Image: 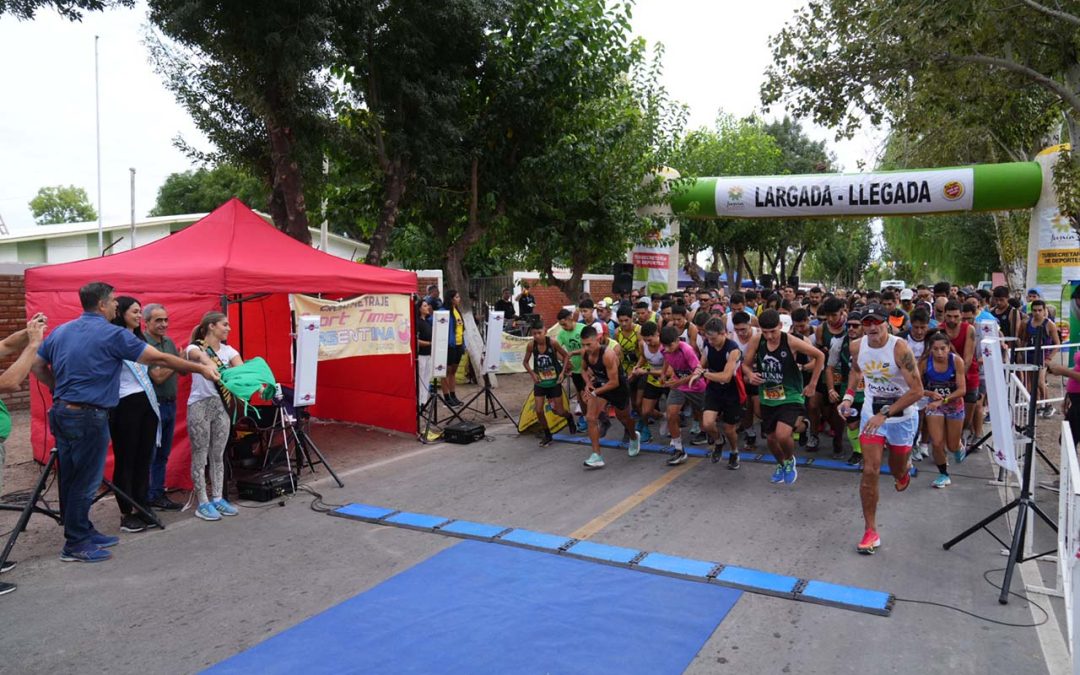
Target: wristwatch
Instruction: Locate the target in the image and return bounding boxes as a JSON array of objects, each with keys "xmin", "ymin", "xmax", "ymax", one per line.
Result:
[{"xmin": 878, "ymin": 405, "xmax": 890, "ymax": 418}]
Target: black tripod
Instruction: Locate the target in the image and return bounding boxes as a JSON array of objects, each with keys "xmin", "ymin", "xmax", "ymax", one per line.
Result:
[
  {"xmin": 0, "ymin": 448, "xmax": 63, "ymax": 571},
  {"xmin": 265, "ymin": 398, "xmax": 343, "ymax": 488},
  {"xmin": 456, "ymin": 373, "xmax": 518, "ymax": 427},
  {"xmin": 943, "ymin": 337, "xmax": 1057, "ymax": 604},
  {"xmin": 92, "ymin": 478, "xmax": 164, "ymax": 529}
]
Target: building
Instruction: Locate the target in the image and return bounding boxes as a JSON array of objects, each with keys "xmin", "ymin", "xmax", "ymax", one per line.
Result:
[{"xmin": 0, "ymin": 212, "xmax": 371, "ymax": 265}]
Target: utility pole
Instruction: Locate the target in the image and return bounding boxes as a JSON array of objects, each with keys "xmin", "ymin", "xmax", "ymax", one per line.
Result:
[
  {"xmin": 129, "ymin": 167, "xmax": 136, "ymax": 248},
  {"xmin": 95, "ymin": 35, "xmax": 103, "ymax": 256}
]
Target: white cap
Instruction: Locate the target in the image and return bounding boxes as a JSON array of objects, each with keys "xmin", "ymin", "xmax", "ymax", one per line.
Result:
[{"xmin": 899, "ymin": 288, "xmax": 914, "ymax": 300}]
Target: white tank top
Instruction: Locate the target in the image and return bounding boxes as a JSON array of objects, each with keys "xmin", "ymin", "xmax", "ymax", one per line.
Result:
[
  {"xmin": 641, "ymin": 340, "xmax": 665, "ymax": 367},
  {"xmin": 905, "ymin": 334, "xmax": 925, "ymax": 361},
  {"xmin": 732, "ymin": 328, "xmax": 758, "ymax": 363},
  {"xmin": 857, "ymin": 334, "xmax": 914, "ymax": 420}
]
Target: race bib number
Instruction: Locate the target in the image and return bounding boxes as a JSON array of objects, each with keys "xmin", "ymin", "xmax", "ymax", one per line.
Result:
[
  {"xmin": 763, "ymin": 385, "xmax": 785, "ymax": 401},
  {"xmin": 538, "ymin": 365, "xmax": 558, "ymax": 383}
]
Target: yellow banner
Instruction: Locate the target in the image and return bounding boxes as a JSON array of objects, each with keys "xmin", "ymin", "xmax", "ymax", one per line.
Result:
[
  {"xmin": 1038, "ymin": 248, "xmax": 1080, "ymax": 267},
  {"xmin": 498, "ymin": 332, "xmax": 533, "ymax": 374},
  {"xmin": 291, "ymin": 293, "xmax": 412, "ymax": 360}
]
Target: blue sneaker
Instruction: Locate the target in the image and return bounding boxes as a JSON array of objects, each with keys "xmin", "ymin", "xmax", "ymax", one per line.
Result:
[
  {"xmin": 90, "ymin": 532, "xmax": 120, "ymax": 549},
  {"xmin": 627, "ymin": 431, "xmax": 641, "ymax": 457},
  {"xmin": 576, "ymin": 417, "xmax": 589, "ymax": 433},
  {"xmin": 639, "ymin": 424, "xmax": 653, "ymax": 444},
  {"xmin": 60, "ymin": 544, "xmax": 112, "ymax": 563},
  {"xmin": 584, "ymin": 452, "xmax": 605, "ymax": 469},
  {"xmin": 196, "ymin": 503, "xmax": 222, "ymax": 521},
  {"xmin": 213, "ymin": 499, "xmax": 239, "ymax": 516},
  {"xmin": 952, "ymin": 450, "xmax": 966, "ymax": 464},
  {"xmin": 770, "ymin": 464, "xmax": 785, "ymax": 484},
  {"xmin": 783, "ymin": 459, "xmax": 798, "ymax": 485},
  {"xmin": 932, "ymin": 474, "xmax": 952, "ymax": 488}
]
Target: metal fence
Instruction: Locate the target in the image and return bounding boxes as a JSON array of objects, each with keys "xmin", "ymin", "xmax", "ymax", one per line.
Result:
[{"xmin": 1058, "ymin": 423, "xmax": 1080, "ymax": 666}]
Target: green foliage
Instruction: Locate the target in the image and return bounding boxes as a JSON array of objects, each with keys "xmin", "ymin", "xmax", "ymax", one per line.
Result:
[
  {"xmin": 149, "ymin": 165, "xmax": 268, "ymax": 217},
  {"xmin": 0, "ymin": 0, "xmax": 131, "ymax": 20},
  {"xmin": 803, "ymin": 218, "xmax": 873, "ymax": 288},
  {"xmin": 29, "ymin": 185, "xmax": 97, "ymax": 224},
  {"xmin": 882, "ymin": 212, "xmax": 1007, "ymax": 285}
]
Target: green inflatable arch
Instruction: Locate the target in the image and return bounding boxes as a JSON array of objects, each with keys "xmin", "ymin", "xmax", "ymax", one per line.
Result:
[{"xmin": 670, "ymin": 161, "xmax": 1043, "ymax": 219}]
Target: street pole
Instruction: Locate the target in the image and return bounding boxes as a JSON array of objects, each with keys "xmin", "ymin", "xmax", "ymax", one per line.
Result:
[
  {"xmin": 129, "ymin": 167, "xmax": 136, "ymax": 248},
  {"xmin": 320, "ymin": 154, "xmax": 329, "ymax": 251},
  {"xmin": 95, "ymin": 35, "xmax": 103, "ymax": 256}
]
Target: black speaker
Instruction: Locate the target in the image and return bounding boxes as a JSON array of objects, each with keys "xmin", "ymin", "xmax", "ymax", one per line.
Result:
[
  {"xmin": 612, "ymin": 263, "xmax": 634, "ymax": 294},
  {"xmin": 704, "ymin": 272, "xmax": 721, "ymax": 288},
  {"xmin": 760, "ymin": 274, "xmax": 775, "ymax": 290},
  {"xmin": 787, "ymin": 275, "xmax": 799, "ymax": 288}
]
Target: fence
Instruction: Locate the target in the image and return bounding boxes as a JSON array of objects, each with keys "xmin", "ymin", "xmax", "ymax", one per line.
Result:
[{"xmin": 1059, "ymin": 423, "xmax": 1080, "ymax": 668}]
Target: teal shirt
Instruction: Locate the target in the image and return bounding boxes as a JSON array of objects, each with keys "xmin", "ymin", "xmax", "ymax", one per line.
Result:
[{"xmin": 0, "ymin": 399, "xmax": 10, "ymax": 439}]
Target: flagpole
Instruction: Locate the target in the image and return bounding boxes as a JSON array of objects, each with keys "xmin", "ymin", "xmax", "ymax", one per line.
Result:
[{"xmin": 95, "ymin": 35, "xmax": 103, "ymax": 256}]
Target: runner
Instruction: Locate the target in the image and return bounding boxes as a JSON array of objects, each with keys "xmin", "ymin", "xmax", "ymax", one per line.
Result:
[
  {"xmin": 790, "ymin": 308, "xmax": 821, "ymax": 451},
  {"xmin": 825, "ymin": 310, "xmax": 866, "ymax": 465},
  {"xmin": 614, "ymin": 306, "xmax": 642, "ymax": 422},
  {"xmin": 694, "ymin": 318, "xmax": 746, "ymax": 469},
  {"xmin": 580, "ymin": 326, "xmax": 640, "ymax": 469},
  {"xmin": 634, "ymin": 300, "xmax": 659, "ymax": 328},
  {"xmin": 556, "ymin": 309, "xmax": 589, "ymax": 433},
  {"xmin": 816, "ymin": 296, "xmax": 849, "ymax": 456},
  {"xmin": 742, "ymin": 309, "xmax": 823, "ymax": 485},
  {"xmin": 731, "ymin": 310, "xmax": 761, "ymax": 451},
  {"xmin": 806, "ymin": 287, "xmax": 824, "ymax": 325},
  {"xmin": 840, "ymin": 304, "xmax": 924, "ymax": 554},
  {"xmin": 922, "ymin": 332, "xmax": 967, "ymax": 486},
  {"xmin": 903, "ymin": 307, "xmax": 932, "ymax": 460},
  {"xmin": 1018, "ymin": 299, "xmax": 1061, "ymax": 417},
  {"xmin": 522, "ymin": 321, "xmax": 575, "ymax": 447},
  {"xmin": 632, "ymin": 321, "xmax": 667, "ymax": 443},
  {"xmin": 941, "ymin": 300, "xmax": 980, "ymax": 451},
  {"xmin": 660, "ymin": 325, "xmax": 707, "ymax": 466}
]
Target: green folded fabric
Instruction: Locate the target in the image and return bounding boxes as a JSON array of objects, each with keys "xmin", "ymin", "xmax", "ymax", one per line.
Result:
[{"xmin": 219, "ymin": 357, "xmax": 278, "ymax": 418}]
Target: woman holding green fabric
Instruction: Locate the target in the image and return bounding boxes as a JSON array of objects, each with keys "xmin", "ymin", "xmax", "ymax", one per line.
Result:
[{"xmin": 186, "ymin": 311, "xmax": 242, "ymax": 521}]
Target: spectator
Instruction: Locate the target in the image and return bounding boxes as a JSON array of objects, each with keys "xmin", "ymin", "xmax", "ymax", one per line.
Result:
[{"xmin": 142, "ymin": 303, "xmax": 183, "ymax": 512}]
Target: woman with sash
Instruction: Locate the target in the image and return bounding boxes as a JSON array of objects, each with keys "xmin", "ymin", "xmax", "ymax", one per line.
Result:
[
  {"xmin": 109, "ymin": 297, "xmax": 162, "ymax": 533},
  {"xmin": 185, "ymin": 311, "xmax": 243, "ymax": 521}
]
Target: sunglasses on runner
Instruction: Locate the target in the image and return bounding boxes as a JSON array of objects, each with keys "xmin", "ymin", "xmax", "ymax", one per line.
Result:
[
  {"xmin": 861, "ymin": 318, "xmax": 884, "ymax": 326},
  {"xmin": 846, "ymin": 322, "xmax": 861, "ymax": 328}
]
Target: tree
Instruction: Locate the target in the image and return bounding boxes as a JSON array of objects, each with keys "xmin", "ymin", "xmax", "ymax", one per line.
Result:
[
  {"xmin": 149, "ymin": 165, "xmax": 268, "ymax": 217},
  {"xmin": 761, "ymin": 0, "xmax": 1080, "ymax": 232},
  {"xmin": 29, "ymin": 185, "xmax": 97, "ymax": 224},
  {"xmin": 802, "ymin": 218, "xmax": 873, "ymax": 288},
  {"xmin": 146, "ymin": 0, "xmax": 334, "ymax": 243},
  {"xmin": 0, "ymin": 0, "xmax": 131, "ymax": 20}
]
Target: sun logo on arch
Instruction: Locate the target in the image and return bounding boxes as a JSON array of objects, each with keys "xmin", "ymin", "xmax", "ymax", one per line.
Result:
[{"xmin": 862, "ymin": 359, "xmax": 891, "ymax": 384}]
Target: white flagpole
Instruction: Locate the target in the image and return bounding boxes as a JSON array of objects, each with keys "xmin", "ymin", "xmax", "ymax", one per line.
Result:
[{"xmin": 95, "ymin": 35, "xmax": 103, "ymax": 256}]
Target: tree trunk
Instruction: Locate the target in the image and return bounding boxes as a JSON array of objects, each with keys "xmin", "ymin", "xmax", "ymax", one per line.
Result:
[
  {"xmin": 266, "ymin": 118, "xmax": 311, "ymax": 244},
  {"xmin": 778, "ymin": 246, "xmax": 787, "ymax": 283},
  {"xmin": 683, "ymin": 250, "xmax": 701, "ymax": 283},
  {"xmin": 791, "ymin": 245, "xmax": 808, "ymax": 279},
  {"xmin": 718, "ymin": 249, "xmax": 734, "ymax": 288},
  {"xmin": 364, "ymin": 160, "xmax": 407, "ymax": 265},
  {"xmin": 739, "ymin": 251, "xmax": 756, "ymax": 286}
]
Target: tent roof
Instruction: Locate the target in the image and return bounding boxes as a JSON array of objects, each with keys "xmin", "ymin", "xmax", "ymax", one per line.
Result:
[{"xmin": 25, "ymin": 199, "xmax": 416, "ymax": 296}]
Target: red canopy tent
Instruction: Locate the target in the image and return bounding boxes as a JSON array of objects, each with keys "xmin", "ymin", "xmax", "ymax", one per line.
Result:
[{"xmin": 25, "ymin": 199, "xmax": 418, "ymax": 489}]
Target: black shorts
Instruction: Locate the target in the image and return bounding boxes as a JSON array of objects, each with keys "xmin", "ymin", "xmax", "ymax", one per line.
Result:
[
  {"xmin": 704, "ymin": 389, "xmax": 743, "ymax": 424},
  {"xmin": 746, "ymin": 383, "xmax": 759, "ymax": 397},
  {"xmin": 599, "ymin": 383, "xmax": 631, "ymax": 411},
  {"xmin": 446, "ymin": 345, "xmax": 463, "ymax": 366},
  {"xmin": 761, "ymin": 402, "xmax": 806, "ymax": 435},
  {"xmin": 641, "ymin": 380, "xmax": 665, "ymax": 400},
  {"xmin": 963, "ymin": 390, "xmax": 978, "ymax": 404},
  {"xmin": 534, "ymin": 384, "xmax": 562, "ymax": 399},
  {"xmin": 571, "ymin": 373, "xmax": 587, "ymax": 394}
]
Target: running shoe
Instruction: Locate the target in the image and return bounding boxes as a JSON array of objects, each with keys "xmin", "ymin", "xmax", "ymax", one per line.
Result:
[
  {"xmin": 667, "ymin": 449, "xmax": 688, "ymax": 466},
  {"xmin": 0, "ymin": 559, "xmax": 14, "ymax": 574},
  {"xmin": 60, "ymin": 545, "xmax": 111, "ymax": 563},
  {"xmin": 627, "ymin": 431, "xmax": 641, "ymax": 457},
  {"xmin": 584, "ymin": 453, "xmax": 605, "ymax": 469},
  {"xmin": 599, "ymin": 414, "xmax": 612, "ymax": 438},
  {"xmin": 783, "ymin": 459, "xmax": 798, "ymax": 485},
  {"xmin": 770, "ymin": 464, "xmax": 785, "ymax": 484},
  {"xmin": 638, "ymin": 424, "xmax": 653, "ymax": 444},
  {"xmin": 120, "ymin": 515, "xmax": 146, "ymax": 533},
  {"xmin": 690, "ymin": 420, "xmax": 701, "ymax": 435},
  {"xmin": 690, "ymin": 431, "xmax": 709, "ymax": 445},
  {"xmin": 744, "ymin": 432, "xmax": 757, "ymax": 451},
  {"xmin": 727, "ymin": 451, "xmax": 741, "ymax": 470},
  {"xmin": 856, "ymin": 529, "xmax": 880, "ymax": 555},
  {"xmin": 846, "ymin": 451, "xmax": 862, "ymax": 466},
  {"xmin": 443, "ymin": 394, "xmax": 462, "ymax": 408},
  {"xmin": 0, "ymin": 581, "xmax": 14, "ymax": 596},
  {"xmin": 917, "ymin": 443, "xmax": 930, "ymax": 461},
  {"xmin": 806, "ymin": 434, "xmax": 819, "ymax": 451},
  {"xmin": 710, "ymin": 441, "xmax": 724, "ymax": 464},
  {"xmin": 196, "ymin": 503, "xmax": 222, "ymax": 521},
  {"xmin": 952, "ymin": 449, "xmax": 966, "ymax": 464},
  {"xmin": 90, "ymin": 532, "xmax": 119, "ymax": 549},
  {"xmin": 539, "ymin": 433, "xmax": 553, "ymax": 448},
  {"xmin": 895, "ymin": 469, "xmax": 911, "ymax": 492},
  {"xmin": 576, "ymin": 417, "xmax": 589, "ymax": 433},
  {"xmin": 213, "ymin": 499, "xmax": 239, "ymax": 516},
  {"xmin": 1040, "ymin": 405, "xmax": 1055, "ymax": 419},
  {"xmin": 931, "ymin": 474, "xmax": 952, "ymax": 488}
]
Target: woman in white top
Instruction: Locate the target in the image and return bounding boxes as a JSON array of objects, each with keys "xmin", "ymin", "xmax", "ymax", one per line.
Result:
[
  {"xmin": 185, "ymin": 311, "xmax": 243, "ymax": 521},
  {"xmin": 109, "ymin": 297, "xmax": 161, "ymax": 534}
]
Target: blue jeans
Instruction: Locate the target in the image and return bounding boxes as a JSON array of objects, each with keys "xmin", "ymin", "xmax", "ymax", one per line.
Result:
[
  {"xmin": 49, "ymin": 403, "xmax": 111, "ymax": 549},
  {"xmin": 148, "ymin": 400, "xmax": 176, "ymax": 501}
]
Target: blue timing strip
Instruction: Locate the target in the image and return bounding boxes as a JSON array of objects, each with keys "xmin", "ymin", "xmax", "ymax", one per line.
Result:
[
  {"xmin": 549, "ymin": 434, "xmax": 917, "ymax": 477},
  {"xmin": 329, "ymin": 503, "xmax": 894, "ymax": 616}
]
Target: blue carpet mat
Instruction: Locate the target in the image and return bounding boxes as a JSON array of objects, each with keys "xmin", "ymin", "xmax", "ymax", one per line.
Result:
[{"xmin": 205, "ymin": 541, "xmax": 742, "ymax": 675}]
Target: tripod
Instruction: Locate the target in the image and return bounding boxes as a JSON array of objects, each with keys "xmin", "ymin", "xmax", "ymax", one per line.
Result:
[
  {"xmin": 91, "ymin": 478, "xmax": 164, "ymax": 529},
  {"xmin": 943, "ymin": 343, "xmax": 1057, "ymax": 604},
  {"xmin": 264, "ymin": 399, "xmax": 343, "ymax": 489},
  {"xmin": 417, "ymin": 380, "xmax": 447, "ymax": 443},
  {"xmin": 456, "ymin": 373, "xmax": 518, "ymax": 427},
  {"xmin": 0, "ymin": 448, "xmax": 62, "ymax": 571}
]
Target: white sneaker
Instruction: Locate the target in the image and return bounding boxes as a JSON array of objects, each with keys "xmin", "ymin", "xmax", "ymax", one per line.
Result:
[
  {"xmin": 583, "ymin": 452, "xmax": 605, "ymax": 469},
  {"xmin": 659, "ymin": 418, "xmax": 669, "ymax": 438}
]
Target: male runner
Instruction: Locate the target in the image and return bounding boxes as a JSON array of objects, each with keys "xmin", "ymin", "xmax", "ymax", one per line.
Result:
[
  {"xmin": 614, "ymin": 306, "xmax": 642, "ymax": 421},
  {"xmin": 902, "ymin": 307, "xmax": 932, "ymax": 460},
  {"xmin": 826, "ymin": 311, "xmax": 866, "ymax": 465},
  {"xmin": 634, "ymin": 300, "xmax": 660, "ymax": 328},
  {"xmin": 632, "ymin": 321, "xmax": 667, "ymax": 443},
  {"xmin": 732, "ymin": 310, "xmax": 760, "ymax": 451},
  {"xmin": 580, "ymin": 326, "xmax": 640, "ymax": 469},
  {"xmin": 806, "ymin": 287, "xmax": 824, "ymax": 325},
  {"xmin": 840, "ymin": 304, "xmax": 924, "ymax": 554},
  {"xmin": 556, "ymin": 309, "xmax": 589, "ymax": 432},
  {"xmin": 695, "ymin": 318, "xmax": 745, "ymax": 469},
  {"xmin": 742, "ymin": 309, "xmax": 823, "ymax": 485},
  {"xmin": 522, "ymin": 321, "xmax": 575, "ymax": 447},
  {"xmin": 1018, "ymin": 299, "xmax": 1060, "ymax": 417},
  {"xmin": 660, "ymin": 325, "xmax": 707, "ymax": 465},
  {"xmin": 816, "ymin": 296, "xmax": 848, "ymax": 456},
  {"xmin": 941, "ymin": 300, "xmax": 980, "ymax": 451},
  {"xmin": 790, "ymin": 308, "xmax": 821, "ymax": 450}
]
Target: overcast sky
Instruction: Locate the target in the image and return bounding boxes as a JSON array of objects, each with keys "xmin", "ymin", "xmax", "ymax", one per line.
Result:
[{"xmin": 0, "ymin": 0, "xmax": 883, "ymax": 234}]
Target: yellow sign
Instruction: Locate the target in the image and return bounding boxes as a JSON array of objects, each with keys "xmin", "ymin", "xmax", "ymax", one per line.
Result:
[
  {"xmin": 291, "ymin": 293, "xmax": 412, "ymax": 360},
  {"xmin": 498, "ymin": 332, "xmax": 533, "ymax": 374},
  {"xmin": 1038, "ymin": 249, "xmax": 1080, "ymax": 267}
]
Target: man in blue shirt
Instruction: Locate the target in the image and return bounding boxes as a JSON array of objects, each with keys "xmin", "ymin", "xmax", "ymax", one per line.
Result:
[{"xmin": 31, "ymin": 282, "xmax": 219, "ymax": 563}]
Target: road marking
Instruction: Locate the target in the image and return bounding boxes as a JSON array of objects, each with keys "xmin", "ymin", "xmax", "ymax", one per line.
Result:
[{"xmin": 570, "ymin": 459, "xmax": 700, "ymax": 540}]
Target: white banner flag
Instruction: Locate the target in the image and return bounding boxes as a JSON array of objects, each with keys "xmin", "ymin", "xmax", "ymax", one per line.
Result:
[{"xmin": 983, "ymin": 338, "xmax": 1020, "ymax": 479}]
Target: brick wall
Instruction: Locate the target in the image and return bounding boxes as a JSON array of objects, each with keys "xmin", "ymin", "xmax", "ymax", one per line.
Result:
[
  {"xmin": 520, "ymin": 276, "xmax": 615, "ymax": 328},
  {"xmin": 417, "ymin": 276, "xmax": 439, "ymax": 296},
  {"xmin": 0, "ymin": 274, "xmax": 29, "ymax": 411}
]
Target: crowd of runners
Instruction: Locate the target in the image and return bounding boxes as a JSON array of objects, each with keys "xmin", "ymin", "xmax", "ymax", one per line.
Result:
[{"xmin": 515, "ymin": 281, "xmax": 1076, "ymax": 554}]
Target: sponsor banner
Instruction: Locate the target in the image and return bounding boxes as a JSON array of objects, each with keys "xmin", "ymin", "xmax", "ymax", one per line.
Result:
[
  {"xmin": 632, "ymin": 220, "xmax": 674, "ymax": 294},
  {"xmin": 291, "ymin": 293, "xmax": 412, "ymax": 360},
  {"xmin": 983, "ymin": 338, "xmax": 1020, "ymax": 480},
  {"xmin": 1028, "ymin": 146, "xmax": 1080, "ymax": 310},
  {"xmin": 712, "ymin": 168, "xmax": 974, "ymax": 218},
  {"xmin": 497, "ymin": 332, "xmax": 533, "ymax": 374}
]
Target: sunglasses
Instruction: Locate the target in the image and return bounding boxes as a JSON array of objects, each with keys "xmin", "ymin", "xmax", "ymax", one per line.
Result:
[
  {"xmin": 861, "ymin": 318, "xmax": 884, "ymax": 326},
  {"xmin": 846, "ymin": 323, "xmax": 861, "ymax": 328}
]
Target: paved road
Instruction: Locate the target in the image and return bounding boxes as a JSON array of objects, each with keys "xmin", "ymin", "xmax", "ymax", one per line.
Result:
[{"xmin": 0, "ymin": 418, "xmax": 1064, "ymax": 674}]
